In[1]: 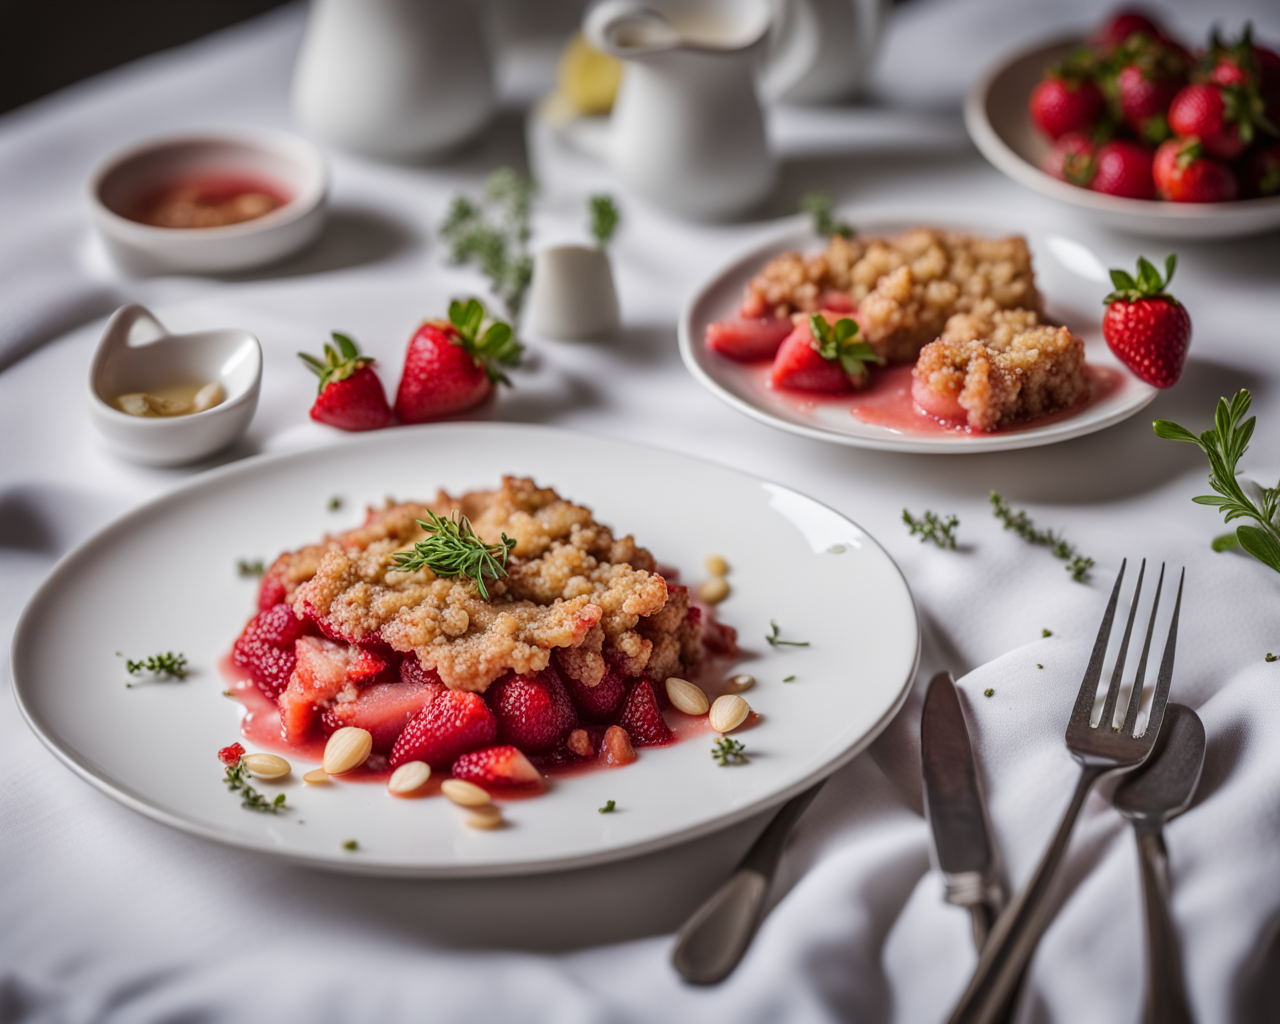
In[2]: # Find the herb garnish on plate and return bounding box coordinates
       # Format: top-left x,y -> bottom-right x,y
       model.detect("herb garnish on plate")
765,620 -> 809,647
903,508 -> 960,549
119,651 -> 189,684
392,509 -> 516,600
224,758 -> 287,814
990,493 -> 1094,582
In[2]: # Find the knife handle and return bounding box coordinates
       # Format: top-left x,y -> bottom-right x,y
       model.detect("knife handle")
968,902 -> 995,952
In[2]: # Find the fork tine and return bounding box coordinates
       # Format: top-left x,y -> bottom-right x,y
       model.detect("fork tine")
1121,563 -> 1166,737
1099,559 -> 1146,731
1139,567 -> 1184,741
1068,559 -> 1127,733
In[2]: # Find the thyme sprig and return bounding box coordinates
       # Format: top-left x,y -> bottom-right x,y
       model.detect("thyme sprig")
440,168 -> 537,319
990,493 -> 1094,582
237,559 -> 265,577
119,650 -> 189,684
903,509 -> 960,549
1154,389 -> 1280,576
589,194 -> 620,249
712,737 -> 749,766
800,190 -> 853,239
392,509 -> 516,600
766,620 -> 809,647
224,759 -> 288,814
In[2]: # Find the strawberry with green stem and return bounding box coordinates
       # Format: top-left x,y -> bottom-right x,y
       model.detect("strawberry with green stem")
1102,254 -> 1191,388
299,333 -> 391,431
770,313 -> 883,392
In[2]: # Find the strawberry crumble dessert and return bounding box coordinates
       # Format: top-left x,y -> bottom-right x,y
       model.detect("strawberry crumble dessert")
231,477 -> 737,792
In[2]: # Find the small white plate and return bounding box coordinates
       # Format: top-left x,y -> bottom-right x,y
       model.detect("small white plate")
678,215 -> 1158,454
10,424 -> 918,877
965,37 -> 1280,240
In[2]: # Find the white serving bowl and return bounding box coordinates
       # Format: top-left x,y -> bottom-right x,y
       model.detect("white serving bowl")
87,304 -> 262,466
86,128 -> 328,274
966,37 -> 1280,239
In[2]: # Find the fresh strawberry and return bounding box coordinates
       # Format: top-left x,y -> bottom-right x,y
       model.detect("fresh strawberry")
1153,138 -> 1238,202
556,651 -> 629,722
256,562 -> 288,612
321,679 -> 442,752
394,297 -> 522,423
771,312 -> 881,393
1115,61 -> 1184,142
278,636 -> 367,742
817,290 -> 856,313
451,745 -> 543,789
1041,132 -> 1096,186
600,724 -> 637,766
616,678 -> 672,747
1242,144 -> 1280,197
1091,140 -> 1156,199
1202,25 -> 1280,108
486,666 -> 577,754
704,318 -> 793,362
299,332 -> 391,431
1030,74 -> 1107,140
389,690 -> 497,769
1089,10 -> 1164,53
1102,254 -> 1191,389
232,603 -> 311,699
1167,82 -> 1267,161
217,742 -> 246,766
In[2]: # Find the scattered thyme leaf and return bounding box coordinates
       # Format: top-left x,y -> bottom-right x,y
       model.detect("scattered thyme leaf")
712,736 -> 748,766
391,509 -> 515,600
1267,653 -> 1278,663
439,168 -> 537,319
120,650 -> 189,684
588,194 -> 620,249
343,839 -> 358,851
990,493 -> 1093,582
1154,389 -> 1280,577
327,496 -> 343,511
784,674 -> 796,682
236,559 -> 265,577
1037,664 -> 1044,670
800,190 -> 853,239
765,620 -> 810,647
598,799 -> 617,814
984,688 -> 995,697
1042,628 -> 1053,637
1212,532 -> 1240,552
223,759 -> 288,814
903,508 -> 960,549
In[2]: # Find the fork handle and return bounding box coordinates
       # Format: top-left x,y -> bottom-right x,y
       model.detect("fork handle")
948,763 -> 1106,1024
1135,823 -> 1196,1024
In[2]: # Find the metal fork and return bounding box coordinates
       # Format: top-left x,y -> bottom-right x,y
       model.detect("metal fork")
949,559 -> 1185,1024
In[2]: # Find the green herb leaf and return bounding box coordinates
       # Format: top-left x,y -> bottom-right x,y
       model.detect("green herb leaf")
809,313 -> 883,382
598,799 -> 617,814
765,620 -> 810,647
391,509 -> 516,600
983,688 -> 995,698
1042,628 -> 1053,637
1104,254 -> 1178,305
990,493 -> 1093,582
902,508 -> 960,549
588,194 -> 620,249
237,559 -> 265,577
120,650 -> 189,682
343,839 -> 358,851
223,758 -> 288,814
800,191 -> 853,239
1267,653 -> 1278,663
327,496 -> 343,512
712,737 -> 748,766
440,169 -> 538,319
1212,532 -> 1240,552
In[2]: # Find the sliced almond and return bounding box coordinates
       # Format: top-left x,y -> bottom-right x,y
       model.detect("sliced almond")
665,676 -> 710,716
322,726 -> 373,775
242,752 -> 291,780
697,576 -> 730,605
441,778 -> 491,807
192,381 -> 224,413
465,804 -> 504,830
704,554 -> 729,577
303,768 -> 330,784
729,673 -> 755,692
388,760 -> 431,795
709,693 -> 751,734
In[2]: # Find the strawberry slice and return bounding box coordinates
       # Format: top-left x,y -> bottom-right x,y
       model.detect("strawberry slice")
556,651 -> 629,722
321,679 -> 443,752
771,312 -> 879,393
487,666 -> 577,754
616,678 -> 673,747
1102,254 -> 1192,388
232,603 -> 311,700
299,332 -> 391,432
704,318 -> 793,362
451,745 -> 543,789
279,636 -> 365,742
389,690 -> 497,769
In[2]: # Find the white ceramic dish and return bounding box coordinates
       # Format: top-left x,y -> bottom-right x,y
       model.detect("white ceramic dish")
678,215 -> 1159,454
86,128 -> 328,274
11,424 -> 919,878
87,304 -> 262,466
965,37 -> 1280,240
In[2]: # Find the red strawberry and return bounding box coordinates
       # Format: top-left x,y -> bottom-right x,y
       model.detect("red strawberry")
1242,144 -> 1280,197
1102,254 -> 1191,388
616,678 -> 673,747
321,679 -> 443,752
1115,63 -> 1183,142
1153,138 -> 1238,202
389,690 -> 497,769
278,636 -> 366,742
299,333 -> 391,431
1091,140 -> 1156,199
394,297 -> 522,423
1041,132 -> 1096,186
1168,83 -> 1261,161
704,318 -> 793,362
771,312 -> 880,393
256,563 -> 288,612
451,745 -> 543,789
217,742 -> 245,766
232,603 -> 311,699
486,666 -> 577,754
556,651 -> 629,722
1030,75 -> 1107,140
1090,11 -> 1164,53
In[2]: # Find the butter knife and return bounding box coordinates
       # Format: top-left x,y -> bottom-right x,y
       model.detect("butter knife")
921,671 -> 1004,949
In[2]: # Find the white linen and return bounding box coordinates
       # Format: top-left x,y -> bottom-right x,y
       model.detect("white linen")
3,2 -> 1280,1022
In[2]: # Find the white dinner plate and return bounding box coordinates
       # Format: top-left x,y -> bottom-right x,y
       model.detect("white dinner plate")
11,424 -> 919,877
678,215 -> 1159,454
965,37 -> 1280,239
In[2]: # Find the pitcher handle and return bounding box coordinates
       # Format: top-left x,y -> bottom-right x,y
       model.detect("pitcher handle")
584,0 -> 679,58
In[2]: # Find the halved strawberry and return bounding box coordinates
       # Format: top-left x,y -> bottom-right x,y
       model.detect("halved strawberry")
389,690 -> 497,769
279,636 -> 364,742
232,603 -> 311,699
321,680 -> 443,752
771,312 -> 879,393
486,666 -> 578,754
704,318 -> 793,362
616,678 -> 672,747
557,651 -> 629,722
299,333 -> 391,432
451,745 -> 543,789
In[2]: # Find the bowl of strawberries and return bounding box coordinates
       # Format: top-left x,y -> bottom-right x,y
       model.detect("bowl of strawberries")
965,9 -> 1280,238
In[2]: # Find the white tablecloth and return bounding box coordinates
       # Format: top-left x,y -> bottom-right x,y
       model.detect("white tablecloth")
3,2 -> 1280,1021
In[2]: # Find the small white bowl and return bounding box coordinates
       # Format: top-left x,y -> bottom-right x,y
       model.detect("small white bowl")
86,128 -> 328,274
87,304 -> 262,466
966,37 -> 1280,239
527,245 -> 620,340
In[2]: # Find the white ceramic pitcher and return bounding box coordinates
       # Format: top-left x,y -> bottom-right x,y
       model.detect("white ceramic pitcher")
292,0 -> 496,160
584,0 -> 776,220
760,0 -> 888,104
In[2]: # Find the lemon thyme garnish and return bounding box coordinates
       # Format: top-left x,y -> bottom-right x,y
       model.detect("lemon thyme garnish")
712,737 -> 748,766
224,759 -> 288,814
391,509 -> 516,600
903,509 -> 960,549
800,190 -> 853,239
809,313 -> 884,382
990,493 -> 1094,582
598,800 -> 617,814
236,559 -> 265,577
765,620 -> 809,647
119,650 -> 189,685
589,194 -> 620,249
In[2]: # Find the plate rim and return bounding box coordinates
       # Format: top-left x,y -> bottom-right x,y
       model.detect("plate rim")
10,421 -> 921,877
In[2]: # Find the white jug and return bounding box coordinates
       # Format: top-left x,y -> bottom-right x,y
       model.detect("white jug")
760,0 -> 888,104
585,0 -> 776,220
292,0 -> 496,160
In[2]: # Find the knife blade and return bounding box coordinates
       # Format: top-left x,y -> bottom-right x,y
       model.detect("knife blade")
921,671 -> 1004,950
